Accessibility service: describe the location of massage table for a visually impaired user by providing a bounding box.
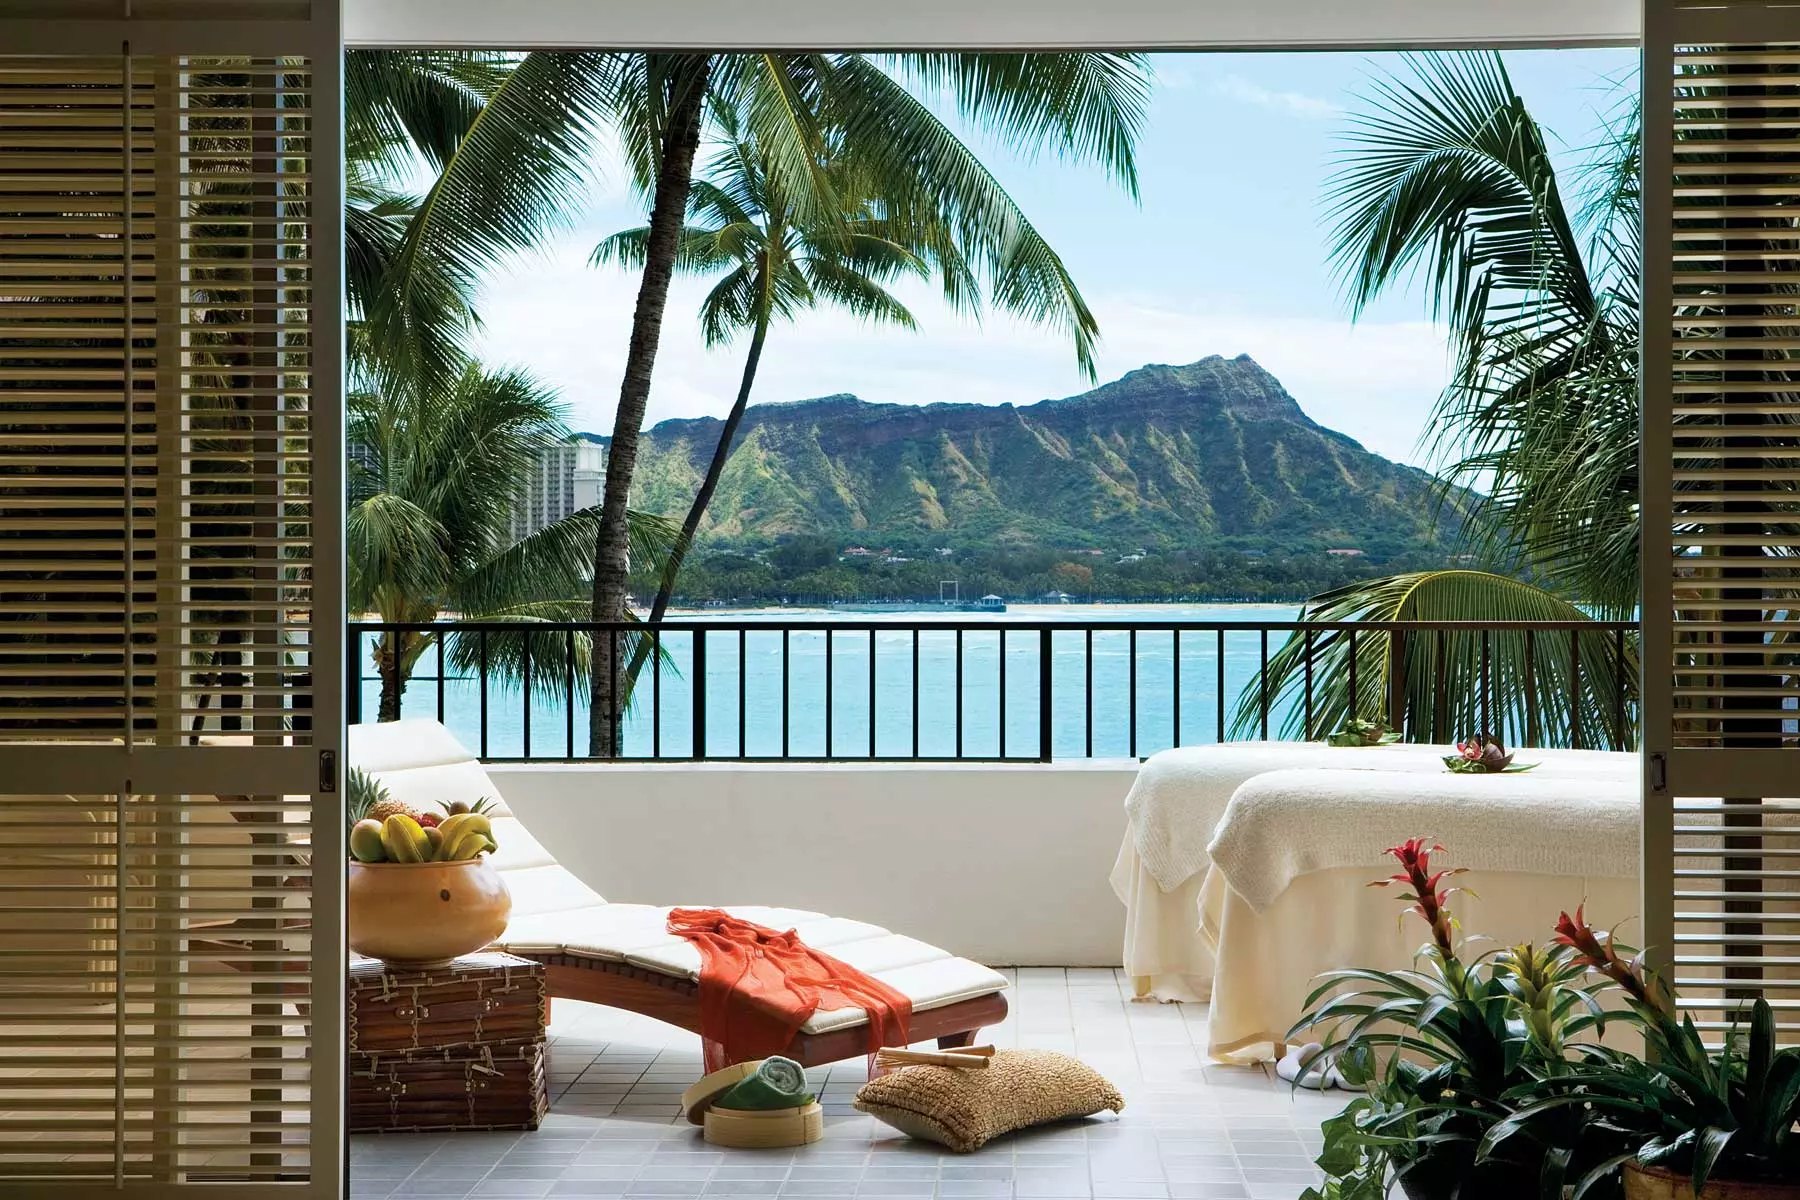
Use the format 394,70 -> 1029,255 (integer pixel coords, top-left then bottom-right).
1111,743 -> 1642,1062
351,719 -> 1009,1067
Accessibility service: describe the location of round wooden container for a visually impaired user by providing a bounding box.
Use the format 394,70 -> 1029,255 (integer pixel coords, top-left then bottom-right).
681,1060 -> 823,1149
347,858 -> 511,969
703,1102 -> 824,1149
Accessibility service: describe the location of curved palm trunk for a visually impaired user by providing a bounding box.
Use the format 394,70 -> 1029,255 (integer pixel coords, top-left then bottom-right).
588,56 -> 712,756
620,310 -> 770,695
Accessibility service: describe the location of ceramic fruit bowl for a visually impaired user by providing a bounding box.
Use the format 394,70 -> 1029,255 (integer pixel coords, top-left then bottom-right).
347,857 -> 511,969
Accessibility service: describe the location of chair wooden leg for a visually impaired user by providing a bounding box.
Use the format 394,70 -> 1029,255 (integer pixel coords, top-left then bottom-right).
937,1030 -> 978,1050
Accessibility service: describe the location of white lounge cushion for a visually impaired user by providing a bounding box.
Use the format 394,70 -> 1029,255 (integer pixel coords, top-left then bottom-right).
347,719 -> 1009,1039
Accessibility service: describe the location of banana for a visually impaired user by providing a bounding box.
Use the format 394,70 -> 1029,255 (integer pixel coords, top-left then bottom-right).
439,828 -> 498,862
381,814 -> 429,863
436,813 -> 492,845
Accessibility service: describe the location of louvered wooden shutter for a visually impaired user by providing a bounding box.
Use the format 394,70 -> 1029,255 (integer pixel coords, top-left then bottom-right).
0,5 -> 342,1193
1643,1 -> 1800,1041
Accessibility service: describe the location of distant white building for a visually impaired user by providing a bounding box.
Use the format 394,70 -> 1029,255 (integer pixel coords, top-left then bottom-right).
509,437 -> 607,543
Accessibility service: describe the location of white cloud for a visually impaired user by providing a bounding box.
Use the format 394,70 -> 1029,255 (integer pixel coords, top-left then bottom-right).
469,235 -> 1451,471
1213,74 -> 1344,120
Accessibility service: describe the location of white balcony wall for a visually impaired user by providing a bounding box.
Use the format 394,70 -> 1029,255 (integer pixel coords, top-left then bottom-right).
490,761 -> 1140,966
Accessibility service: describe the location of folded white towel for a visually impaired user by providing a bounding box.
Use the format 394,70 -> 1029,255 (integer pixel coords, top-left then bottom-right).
1207,766 -> 1641,913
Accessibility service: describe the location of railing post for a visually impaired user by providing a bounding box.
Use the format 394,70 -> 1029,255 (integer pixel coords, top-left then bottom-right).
345,626 -> 361,726
1386,627 -> 1407,737
691,630 -> 707,759
1038,628 -> 1053,762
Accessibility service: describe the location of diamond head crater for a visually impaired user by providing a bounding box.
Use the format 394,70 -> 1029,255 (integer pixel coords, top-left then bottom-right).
597,355 -> 1471,604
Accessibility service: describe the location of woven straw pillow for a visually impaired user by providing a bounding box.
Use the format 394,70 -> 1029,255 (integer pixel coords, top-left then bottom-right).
853,1049 -> 1124,1153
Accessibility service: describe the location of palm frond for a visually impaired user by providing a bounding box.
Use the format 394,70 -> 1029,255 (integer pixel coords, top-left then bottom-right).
345,50 -> 506,178
818,54 -> 1104,379
347,491 -> 454,617
1326,52 -> 1639,611
887,53 -> 1151,200
370,51 -> 620,399
453,505 -> 680,618
1231,570 -> 1637,749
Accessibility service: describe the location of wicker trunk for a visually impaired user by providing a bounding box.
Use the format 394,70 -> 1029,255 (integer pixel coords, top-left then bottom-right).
348,952 -> 549,1132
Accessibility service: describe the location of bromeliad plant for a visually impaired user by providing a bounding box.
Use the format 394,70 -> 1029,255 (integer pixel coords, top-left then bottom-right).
1299,842 -> 1800,1199
1478,910 -> 1800,1196
1296,840 -> 1611,1200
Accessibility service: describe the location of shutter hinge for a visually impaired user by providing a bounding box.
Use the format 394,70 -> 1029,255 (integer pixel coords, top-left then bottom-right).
1649,752 -> 1668,793
320,749 -> 338,794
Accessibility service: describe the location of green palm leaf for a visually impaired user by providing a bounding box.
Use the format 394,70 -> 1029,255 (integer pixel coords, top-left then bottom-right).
1232,570 -> 1637,748
357,51 -> 621,400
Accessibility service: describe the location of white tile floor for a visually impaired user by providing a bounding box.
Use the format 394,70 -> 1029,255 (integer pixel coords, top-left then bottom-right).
350,969 -> 1347,1200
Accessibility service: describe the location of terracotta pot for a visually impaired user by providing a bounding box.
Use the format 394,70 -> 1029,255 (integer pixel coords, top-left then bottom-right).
1624,1162 -> 1800,1200
347,857 -> 511,969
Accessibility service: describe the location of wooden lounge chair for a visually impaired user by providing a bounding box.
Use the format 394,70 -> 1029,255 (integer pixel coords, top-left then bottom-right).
349,719 -> 1009,1067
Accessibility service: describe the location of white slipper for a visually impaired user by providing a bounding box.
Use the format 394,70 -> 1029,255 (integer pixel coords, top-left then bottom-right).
1323,1065 -> 1365,1092
1275,1042 -> 1330,1090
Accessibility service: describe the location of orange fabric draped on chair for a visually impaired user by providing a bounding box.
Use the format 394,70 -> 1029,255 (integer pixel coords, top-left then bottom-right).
667,908 -> 913,1072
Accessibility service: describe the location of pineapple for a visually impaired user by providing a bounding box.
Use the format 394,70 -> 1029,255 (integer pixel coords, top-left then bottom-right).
440,795 -> 499,818
368,795 -> 420,824
347,766 -> 389,827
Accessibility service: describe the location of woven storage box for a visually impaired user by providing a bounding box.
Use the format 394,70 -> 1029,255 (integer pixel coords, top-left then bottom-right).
348,952 -> 546,1054
348,952 -> 549,1132
350,1043 -> 549,1132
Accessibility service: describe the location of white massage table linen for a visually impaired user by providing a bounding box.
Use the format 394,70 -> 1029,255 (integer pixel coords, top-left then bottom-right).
1124,742 -> 1634,896
1114,742 -> 1642,1039
1208,766 -> 1640,911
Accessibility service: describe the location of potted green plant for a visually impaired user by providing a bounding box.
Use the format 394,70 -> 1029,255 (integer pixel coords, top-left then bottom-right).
1479,910 -> 1800,1199
1294,840 -> 1608,1200
1296,841 -> 1800,1200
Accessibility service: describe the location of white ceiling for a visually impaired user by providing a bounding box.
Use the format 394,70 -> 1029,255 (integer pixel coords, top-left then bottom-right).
344,0 -> 1639,50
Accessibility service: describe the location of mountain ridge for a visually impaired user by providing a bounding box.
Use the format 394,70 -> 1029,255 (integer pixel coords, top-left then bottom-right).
598,354 -> 1463,555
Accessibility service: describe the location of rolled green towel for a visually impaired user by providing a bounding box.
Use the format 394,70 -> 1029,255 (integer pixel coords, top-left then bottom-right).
716,1056 -> 814,1111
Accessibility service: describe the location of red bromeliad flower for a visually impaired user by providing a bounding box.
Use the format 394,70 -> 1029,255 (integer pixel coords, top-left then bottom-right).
1554,905 -> 1673,1017
1371,837 -> 1466,960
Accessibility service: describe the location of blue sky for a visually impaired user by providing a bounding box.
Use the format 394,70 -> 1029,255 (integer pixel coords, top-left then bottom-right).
469,49 -> 1637,471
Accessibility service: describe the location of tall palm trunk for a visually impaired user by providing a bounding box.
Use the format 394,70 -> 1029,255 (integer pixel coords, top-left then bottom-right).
651,309 -> 768,624
375,634 -> 408,722
588,56 -> 712,756
620,306 -> 770,695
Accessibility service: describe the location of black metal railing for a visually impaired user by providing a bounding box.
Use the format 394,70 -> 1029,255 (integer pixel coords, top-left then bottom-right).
347,618 -> 1639,762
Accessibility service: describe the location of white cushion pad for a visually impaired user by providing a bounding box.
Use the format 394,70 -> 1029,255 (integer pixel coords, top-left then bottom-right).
501,903 -> 1007,1035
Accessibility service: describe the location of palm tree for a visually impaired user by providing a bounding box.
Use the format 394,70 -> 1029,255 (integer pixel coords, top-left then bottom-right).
594,106 -> 931,646
584,52 -> 1154,754
349,364 -> 675,721
1329,52 -> 1640,612
1241,53 -> 1641,745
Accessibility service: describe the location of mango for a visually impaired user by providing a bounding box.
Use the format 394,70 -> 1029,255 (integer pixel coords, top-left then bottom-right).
349,818 -> 387,863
